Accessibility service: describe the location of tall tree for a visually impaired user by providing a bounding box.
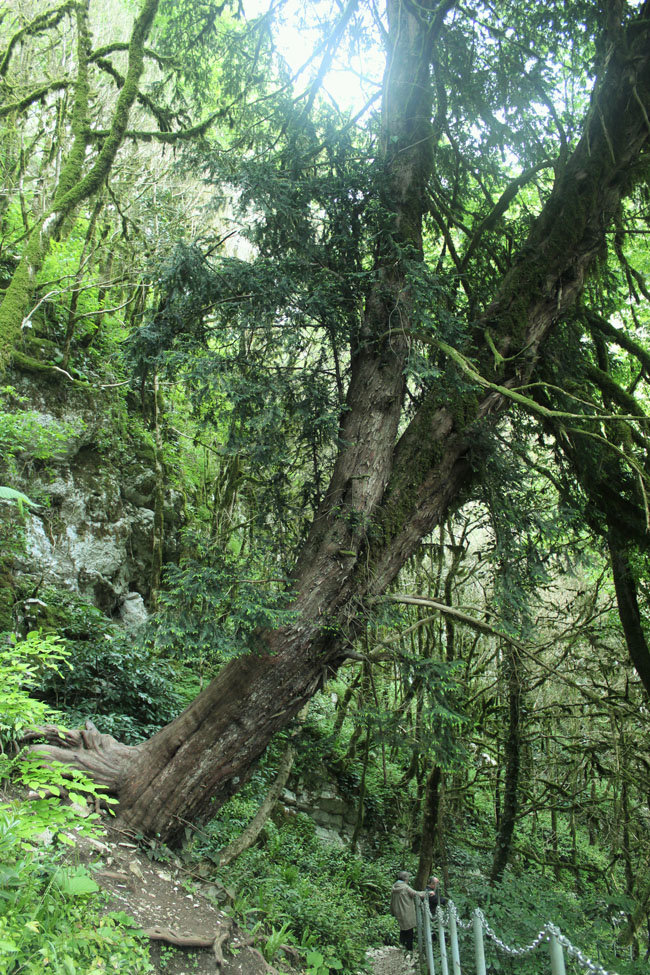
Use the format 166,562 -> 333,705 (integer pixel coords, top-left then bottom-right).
30,0 -> 650,846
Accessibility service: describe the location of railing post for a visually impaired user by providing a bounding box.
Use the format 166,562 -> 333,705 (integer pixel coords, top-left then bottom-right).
472,911 -> 486,975
416,898 -> 425,971
422,900 -> 436,975
437,909 -> 449,975
447,902 -> 462,975
548,929 -> 566,975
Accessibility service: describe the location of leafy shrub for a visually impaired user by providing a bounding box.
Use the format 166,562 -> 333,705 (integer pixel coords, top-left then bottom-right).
30,592 -> 187,743
0,810 -> 152,974
201,802 -> 395,973
0,631 -> 153,973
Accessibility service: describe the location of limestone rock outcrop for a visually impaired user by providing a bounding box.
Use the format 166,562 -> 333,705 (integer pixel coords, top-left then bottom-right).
1,375 -> 183,628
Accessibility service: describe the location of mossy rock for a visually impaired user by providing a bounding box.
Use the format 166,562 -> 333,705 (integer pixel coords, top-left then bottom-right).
133,442 -> 156,464
23,333 -> 62,357
11,350 -> 91,388
14,583 -> 107,639
0,584 -> 15,633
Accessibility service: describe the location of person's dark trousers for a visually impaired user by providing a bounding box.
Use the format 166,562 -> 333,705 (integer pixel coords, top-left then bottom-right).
399,928 -> 414,951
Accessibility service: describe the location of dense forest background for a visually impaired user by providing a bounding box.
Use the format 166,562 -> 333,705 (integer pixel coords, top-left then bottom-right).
1,0 -> 650,972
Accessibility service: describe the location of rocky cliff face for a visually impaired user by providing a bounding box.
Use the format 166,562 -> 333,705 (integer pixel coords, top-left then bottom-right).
1,373 -> 183,631
281,783 -> 358,848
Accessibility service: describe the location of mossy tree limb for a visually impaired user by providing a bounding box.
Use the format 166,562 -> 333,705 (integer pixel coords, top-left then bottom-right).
0,0 -> 77,77
0,80 -> 71,120
0,0 -> 161,372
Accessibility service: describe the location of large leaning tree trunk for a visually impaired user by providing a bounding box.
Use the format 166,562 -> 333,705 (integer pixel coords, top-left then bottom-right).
33,0 -> 650,846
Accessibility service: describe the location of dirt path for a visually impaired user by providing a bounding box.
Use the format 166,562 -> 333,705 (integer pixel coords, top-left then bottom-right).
366,946 -> 419,975
71,824 -> 287,975
70,820 -> 419,975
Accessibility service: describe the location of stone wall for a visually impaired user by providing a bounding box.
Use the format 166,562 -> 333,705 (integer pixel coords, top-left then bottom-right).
281,783 -> 359,848
1,374 -> 183,629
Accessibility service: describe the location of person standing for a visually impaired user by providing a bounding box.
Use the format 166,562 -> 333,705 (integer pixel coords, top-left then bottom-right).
390,871 -> 426,953
426,875 -> 447,918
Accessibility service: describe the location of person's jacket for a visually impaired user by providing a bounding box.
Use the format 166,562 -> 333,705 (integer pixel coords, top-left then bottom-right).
390,880 -> 424,930
427,888 -> 447,917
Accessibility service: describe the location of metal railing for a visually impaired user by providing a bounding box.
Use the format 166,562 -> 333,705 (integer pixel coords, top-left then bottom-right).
415,899 -> 619,975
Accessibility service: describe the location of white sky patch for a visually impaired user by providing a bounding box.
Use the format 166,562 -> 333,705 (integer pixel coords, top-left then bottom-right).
242,0 -> 384,115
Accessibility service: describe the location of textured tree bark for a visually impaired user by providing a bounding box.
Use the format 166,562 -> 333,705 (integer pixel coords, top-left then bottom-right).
607,528 -> 650,697
490,643 -> 522,884
32,2 -> 650,845
415,765 -> 442,889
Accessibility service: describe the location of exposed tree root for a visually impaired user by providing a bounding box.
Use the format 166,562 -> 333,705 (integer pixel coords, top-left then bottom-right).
20,720 -> 136,793
143,925 -> 217,949
244,946 -> 282,975
212,920 -> 234,969
276,944 -> 303,967
144,919 -> 286,974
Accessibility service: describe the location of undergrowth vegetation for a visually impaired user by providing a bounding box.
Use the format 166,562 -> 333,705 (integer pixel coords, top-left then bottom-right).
32,592 -> 190,743
0,612 -> 646,974
201,798 -> 397,972
0,632 -> 153,974
3,0 -> 650,972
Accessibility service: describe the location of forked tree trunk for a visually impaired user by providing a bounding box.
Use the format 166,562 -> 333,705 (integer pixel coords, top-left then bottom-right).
32,2 -> 650,845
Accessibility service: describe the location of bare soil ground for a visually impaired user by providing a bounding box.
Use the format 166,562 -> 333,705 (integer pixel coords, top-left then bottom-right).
71,822 -> 297,975
365,946 -> 418,975
69,819 -> 414,975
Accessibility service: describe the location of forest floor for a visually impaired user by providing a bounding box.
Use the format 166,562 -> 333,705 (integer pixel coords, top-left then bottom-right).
73,821 -> 290,975
70,820 -> 415,975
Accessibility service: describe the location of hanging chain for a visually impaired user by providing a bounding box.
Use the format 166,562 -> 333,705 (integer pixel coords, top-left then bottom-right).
474,907 -> 547,956
548,923 -> 619,975
439,902 -> 620,975
442,901 -> 472,931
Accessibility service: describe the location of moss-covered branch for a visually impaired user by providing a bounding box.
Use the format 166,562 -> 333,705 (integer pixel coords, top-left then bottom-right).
10,349 -> 91,388
0,0 -> 77,77
0,79 -> 70,119
92,56 -> 175,132
584,362 -> 648,419
428,335 -> 650,429
51,0 -> 161,215
0,0 -> 162,372
89,42 -> 175,69
587,310 -> 650,375
88,108 -> 223,144
52,0 -> 92,210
